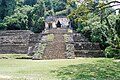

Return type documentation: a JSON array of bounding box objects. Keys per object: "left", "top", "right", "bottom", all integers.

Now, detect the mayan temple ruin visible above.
[{"left": 0, "top": 16, "right": 103, "bottom": 60}]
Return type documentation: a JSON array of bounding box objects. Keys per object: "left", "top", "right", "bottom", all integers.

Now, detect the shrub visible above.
[
  {"left": 105, "top": 46, "right": 120, "bottom": 59},
  {"left": 55, "top": 10, "right": 68, "bottom": 16},
  {"left": 30, "top": 17, "right": 45, "bottom": 33},
  {"left": 0, "top": 23, "right": 7, "bottom": 30}
]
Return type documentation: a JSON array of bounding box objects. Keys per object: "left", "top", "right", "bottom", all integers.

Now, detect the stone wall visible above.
[
  {"left": 0, "top": 30, "right": 34, "bottom": 54},
  {"left": 27, "top": 33, "right": 40, "bottom": 56},
  {"left": 73, "top": 33, "right": 104, "bottom": 57}
]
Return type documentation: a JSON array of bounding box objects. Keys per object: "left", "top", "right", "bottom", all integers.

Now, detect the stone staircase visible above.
[
  {"left": 44, "top": 28, "right": 68, "bottom": 34},
  {"left": 43, "top": 30, "right": 66, "bottom": 59},
  {"left": 48, "top": 28, "right": 67, "bottom": 34}
]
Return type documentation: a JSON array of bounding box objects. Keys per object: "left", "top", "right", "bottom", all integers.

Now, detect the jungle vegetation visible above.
[
  {"left": 0, "top": 0, "right": 76, "bottom": 32},
  {"left": 68, "top": 0, "right": 120, "bottom": 59},
  {"left": 0, "top": 0, "right": 120, "bottom": 58}
]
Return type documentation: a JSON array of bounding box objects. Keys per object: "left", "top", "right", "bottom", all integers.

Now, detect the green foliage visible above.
[
  {"left": 68, "top": 0, "right": 120, "bottom": 58},
  {"left": 69, "top": 1, "right": 77, "bottom": 9},
  {"left": 56, "top": 59, "right": 120, "bottom": 80},
  {"left": 44, "top": 0, "right": 68, "bottom": 12},
  {"left": 4, "top": 14, "right": 28, "bottom": 30},
  {"left": 0, "top": 22, "right": 7, "bottom": 30},
  {"left": 68, "top": 1, "right": 93, "bottom": 30},
  {"left": 28, "top": 1, "right": 45, "bottom": 33},
  {"left": 105, "top": 46, "right": 120, "bottom": 59},
  {"left": 0, "top": 0, "right": 77, "bottom": 32},
  {"left": 116, "top": 14, "right": 120, "bottom": 36},
  {"left": 53, "top": 1, "right": 66, "bottom": 12},
  {"left": 44, "top": 0, "right": 52, "bottom": 11},
  {"left": 55, "top": 10, "right": 68, "bottom": 16},
  {"left": 43, "top": 0, "right": 76, "bottom": 15},
  {"left": 45, "top": 10, "right": 54, "bottom": 17},
  {"left": 24, "top": 0, "right": 37, "bottom": 6},
  {"left": 16, "top": 0, "right": 24, "bottom": 7},
  {"left": 0, "top": 0, "right": 16, "bottom": 19},
  {"left": 30, "top": 17, "right": 45, "bottom": 33},
  {"left": 0, "top": 0, "right": 45, "bottom": 32},
  {"left": 32, "top": 1, "right": 45, "bottom": 17},
  {"left": 3, "top": 5, "right": 33, "bottom": 30}
]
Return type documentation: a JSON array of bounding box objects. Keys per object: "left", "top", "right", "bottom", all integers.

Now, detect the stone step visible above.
[
  {"left": 48, "top": 29, "right": 68, "bottom": 34},
  {"left": 74, "top": 50, "right": 104, "bottom": 57},
  {"left": 74, "top": 43, "right": 101, "bottom": 50},
  {"left": 0, "top": 45, "right": 28, "bottom": 54},
  {"left": 73, "top": 33, "right": 89, "bottom": 42},
  {"left": 74, "top": 50, "right": 103, "bottom": 52}
]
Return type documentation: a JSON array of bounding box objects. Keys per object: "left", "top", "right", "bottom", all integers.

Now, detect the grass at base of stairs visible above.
[
  {"left": 0, "top": 54, "right": 119, "bottom": 80},
  {"left": 55, "top": 59, "right": 120, "bottom": 80}
]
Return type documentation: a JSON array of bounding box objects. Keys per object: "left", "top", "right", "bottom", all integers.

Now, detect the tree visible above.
[
  {"left": 30, "top": 17, "right": 45, "bottom": 33},
  {"left": 31, "top": 1, "right": 45, "bottom": 17},
  {"left": 116, "top": 15, "right": 120, "bottom": 36},
  {"left": 3, "top": 5, "right": 33, "bottom": 30},
  {"left": 68, "top": 0, "right": 120, "bottom": 58},
  {"left": 24, "top": 0, "right": 37, "bottom": 6},
  {"left": 53, "top": 1, "right": 66, "bottom": 12},
  {"left": 27, "top": 0, "right": 45, "bottom": 33},
  {"left": 0, "top": 0, "right": 16, "bottom": 20}
]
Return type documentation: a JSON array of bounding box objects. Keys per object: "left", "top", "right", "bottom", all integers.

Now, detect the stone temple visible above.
[
  {"left": 0, "top": 16, "right": 103, "bottom": 60},
  {"left": 45, "top": 16, "right": 70, "bottom": 29}
]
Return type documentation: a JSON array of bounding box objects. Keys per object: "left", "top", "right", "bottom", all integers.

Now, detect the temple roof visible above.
[{"left": 45, "top": 16, "right": 67, "bottom": 22}]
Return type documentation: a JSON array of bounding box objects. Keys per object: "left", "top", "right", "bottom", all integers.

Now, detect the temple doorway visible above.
[
  {"left": 56, "top": 20, "right": 61, "bottom": 28},
  {"left": 48, "top": 23, "right": 52, "bottom": 29}
]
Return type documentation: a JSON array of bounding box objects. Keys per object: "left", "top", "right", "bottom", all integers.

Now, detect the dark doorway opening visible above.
[
  {"left": 56, "top": 21, "right": 61, "bottom": 28},
  {"left": 48, "top": 23, "right": 52, "bottom": 29}
]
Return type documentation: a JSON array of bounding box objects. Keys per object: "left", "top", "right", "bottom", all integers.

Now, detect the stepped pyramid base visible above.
[
  {"left": 75, "top": 50, "right": 103, "bottom": 57},
  {"left": 73, "top": 33, "right": 104, "bottom": 57},
  {"left": 28, "top": 29, "right": 103, "bottom": 60},
  {"left": 40, "top": 28, "right": 75, "bottom": 59}
]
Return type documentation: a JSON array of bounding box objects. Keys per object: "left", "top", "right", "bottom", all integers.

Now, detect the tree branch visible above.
[{"left": 96, "top": 1, "right": 120, "bottom": 9}]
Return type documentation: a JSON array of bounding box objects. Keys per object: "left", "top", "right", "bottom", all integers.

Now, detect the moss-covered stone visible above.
[
  {"left": 65, "top": 44, "right": 75, "bottom": 59},
  {"left": 63, "top": 34, "right": 70, "bottom": 42},
  {"left": 32, "top": 43, "right": 46, "bottom": 60},
  {"left": 68, "top": 29, "right": 73, "bottom": 33},
  {"left": 47, "top": 34, "right": 54, "bottom": 41}
]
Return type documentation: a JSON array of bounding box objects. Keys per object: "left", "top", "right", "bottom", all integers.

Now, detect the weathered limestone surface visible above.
[
  {"left": 0, "top": 30, "right": 34, "bottom": 54},
  {"left": 0, "top": 29, "right": 103, "bottom": 59},
  {"left": 28, "top": 33, "right": 40, "bottom": 56},
  {"left": 41, "top": 29, "right": 75, "bottom": 59},
  {"left": 73, "top": 33, "right": 104, "bottom": 57},
  {"left": 63, "top": 33, "right": 75, "bottom": 59},
  {"left": 43, "top": 33, "right": 66, "bottom": 59}
]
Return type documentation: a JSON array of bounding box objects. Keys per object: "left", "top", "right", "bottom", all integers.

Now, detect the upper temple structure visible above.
[{"left": 45, "top": 16, "right": 70, "bottom": 29}]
